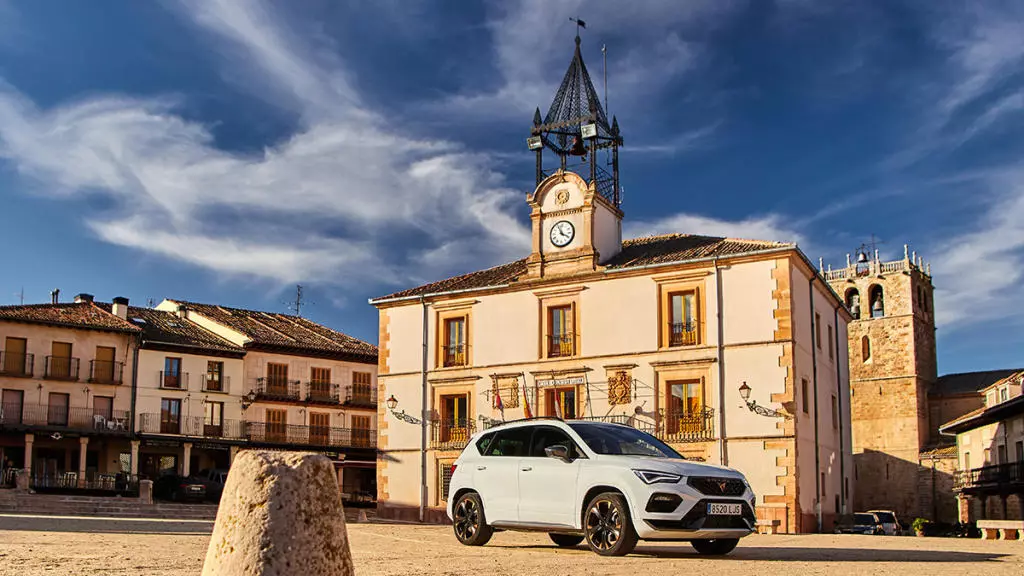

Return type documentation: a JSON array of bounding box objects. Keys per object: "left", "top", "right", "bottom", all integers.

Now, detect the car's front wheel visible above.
[
  {"left": 691, "top": 538, "right": 739, "bottom": 556},
  {"left": 549, "top": 533, "right": 585, "bottom": 547},
  {"left": 452, "top": 492, "right": 493, "bottom": 546},
  {"left": 583, "top": 492, "right": 638, "bottom": 556}
]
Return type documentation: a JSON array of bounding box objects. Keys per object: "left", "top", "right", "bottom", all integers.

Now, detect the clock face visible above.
[{"left": 549, "top": 220, "right": 575, "bottom": 247}]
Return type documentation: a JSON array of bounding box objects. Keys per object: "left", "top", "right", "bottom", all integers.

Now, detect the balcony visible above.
[
  {"left": 202, "top": 375, "right": 231, "bottom": 393},
  {"left": 656, "top": 408, "right": 715, "bottom": 443},
  {"left": 137, "top": 413, "right": 246, "bottom": 440},
  {"left": 0, "top": 351, "right": 34, "bottom": 377},
  {"left": 158, "top": 370, "right": 190, "bottom": 390},
  {"left": 668, "top": 322, "right": 699, "bottom": 347},
  {"left": 343, "top": 384, "right": 377, "bottom": 407},
  {"left": 443, "top": 344, "right": 467, "bottom": 367},
  {"left": 954, "top": 462, "right": 1024, "bottom": 494},
  {"left": 253, "top": 377, "right": 301, "bottom": 402},
  {"left": 244, "top": 421, "right": 376, "bottom": 449},
  {"left": 44, "top": 356, "right": 80, "bottom": 381},
  {"left": 305, "top": 381, "right": 340, "bottom": 404},
  {"left": 0, "top": 402, "right": 130, "bottom": 436},
  {"left": 546, "top": 334, "right": 575, "bottom": 358},
  {"left": 88, "top": 360, "right": 125, "bottom": 385},
  {"left": 430, "top": 418, "right": 476, "bottom": 451}
]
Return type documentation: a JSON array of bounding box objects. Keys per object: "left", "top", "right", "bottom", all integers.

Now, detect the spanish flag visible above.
[{"left": 522, "top": 384, "right": 533, "bottom": 419}]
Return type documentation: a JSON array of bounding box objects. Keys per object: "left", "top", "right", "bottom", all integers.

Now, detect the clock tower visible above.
[{"left": 525, "top": 31, "right": 624, "bottom": 279}]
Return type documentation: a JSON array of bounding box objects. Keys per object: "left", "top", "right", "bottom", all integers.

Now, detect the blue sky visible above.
[{"left": 1, "top": 0, "right": 1022, "bottom": 375}]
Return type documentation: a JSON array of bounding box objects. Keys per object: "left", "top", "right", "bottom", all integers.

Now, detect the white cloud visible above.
[{"left": 625, "top": 213, "right": 805, "bottom": 247}]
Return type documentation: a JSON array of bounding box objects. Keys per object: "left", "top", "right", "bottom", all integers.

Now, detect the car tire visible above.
[
  {"left": 452, "top": 492, "right": 493, "bottom": 547},
  {"left": 583, "top": 492, "right": 638, "bottom": 557},
  {"left": 691, "top": 538, "right": 739, "bottom": 556},
  {"left": 549, "top": 533, "right": 585, "bottom": 547}
]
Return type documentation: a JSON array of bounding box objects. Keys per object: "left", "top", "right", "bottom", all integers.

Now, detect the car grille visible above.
[
  {"left": 646, "top": 499, "right": 756, "bottom": 531},
  {"left": 688, "top": 476, "right": 746, "bottom": 497}
]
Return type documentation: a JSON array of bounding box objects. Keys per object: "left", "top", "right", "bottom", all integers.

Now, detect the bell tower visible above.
[{"left": 524, "top": 28, "right": 625, "bottom": 279}]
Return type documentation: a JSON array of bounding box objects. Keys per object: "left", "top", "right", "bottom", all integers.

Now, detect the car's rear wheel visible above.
[
  {"left": 452, "top": 492, "right": 493, "bottom": 546},
  {"left": 549, "top": 533, "right": 585, "bottom": 547},
  {"left": 691, "top": 538, "right": 739, "bottom": 556},
  {"left": 583, "top": 492, "right": 638, "bottom": 556}
]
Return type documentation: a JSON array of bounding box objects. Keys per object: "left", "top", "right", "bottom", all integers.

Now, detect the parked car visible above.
[
  {"left": 446, "top": 418, "right": 756, "bottom": 557},
  {"left": 152, "top": 474, "right": 207, "bottom": 503},
  {"left": 192, "top": 468, "right": 230, "bottom": 502},
  {"left": 867, "top": 510, "right": 902, "bottom": 535},
  {"left": 834, "top": 513, "right": 884, "bottom": 535}
]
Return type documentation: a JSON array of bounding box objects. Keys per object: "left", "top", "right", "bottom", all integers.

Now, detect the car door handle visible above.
[
  {"left": 477, "top": 466, "right": 487, "bottom": 471},
  {"left": 521, "top": 466, "right": 532, "bottom": 472}
]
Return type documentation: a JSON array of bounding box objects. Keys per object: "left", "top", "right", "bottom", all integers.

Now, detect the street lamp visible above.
[
  {"left": 386, "top": 395, "right": 420, "bottom": 424},
  {"left": 738, "top": 381, "right": 791, "bottom": 419},
  {"left": 241, "top": 389, "right": 257, "bottom": 410},
  {"left": 386, "top": 395, "right": 398, "bottom": 411}
]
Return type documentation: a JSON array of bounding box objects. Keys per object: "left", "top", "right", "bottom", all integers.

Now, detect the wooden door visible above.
[
  {"left": 310, "top": 367, "right": 331, "bottom": 398},
  {"left": 94, "top": 346, "right": 116, "bottom": 382},
  {"left": 310, "top": 412, "right": 330, "bottom": 445},
  {"left": 267, "top": 364, "right": 288, "bottom": 395},
  {"left": 51, "top": 342, "right": 73, "bottom": 379},
  {"left": 48, "top": 392, "right": 69, "bottom": 426},
  {"left": 266, "top": 409, "right": 287, "bottom": 442},
  {"left": 352, "top": 415, "right": 371, "bottom": 447},
  {"left": 3, "top": 337, "right": 27, "bottom": 375},
  {"left": 1, "top": 389, "right": 24, "bottom": 424}
]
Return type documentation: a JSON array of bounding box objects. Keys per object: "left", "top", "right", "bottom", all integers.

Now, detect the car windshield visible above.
[
  {"left": 854, "top": 514, "right": 876, "bottom": 525},
  {"left": 568, "top": 422, "right": 682, "bottom": 458},
  {"left": 873, "top": 512, "right": 895, "bottom": 523}
]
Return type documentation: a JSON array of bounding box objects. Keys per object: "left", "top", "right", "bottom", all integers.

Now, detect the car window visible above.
[
  {"left": 483, "top": 426, "right": 533, "bottom": 457},
  {"left": 475, "top": 432, "right": 496, "bottom": 454},
  {"left": 873, "top": 512, "right": 895, "bottom": 523},
  {"left": 528, "top": 425, "right": 578, "bottom": 458},
  {"left": 567, "top": 422, "right": 682, "bottom": 458}
]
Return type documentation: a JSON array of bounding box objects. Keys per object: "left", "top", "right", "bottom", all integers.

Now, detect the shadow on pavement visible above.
[
  {"left": 0, "top": 516, "right": 213, "bottom": 535},
  {"left": 630, "top": 545, "right": 1012, "bottom": 563}
]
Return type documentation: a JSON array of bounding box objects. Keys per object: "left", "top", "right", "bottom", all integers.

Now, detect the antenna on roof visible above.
[
  {"left": 16, "top": 287, "right": 24, "bottom": 305},
  {"left": 285, "top": 284, "right": 314, "bottom": 317},
  {"left": 147, "top": 298, "right": 155, "bottom": 308}
]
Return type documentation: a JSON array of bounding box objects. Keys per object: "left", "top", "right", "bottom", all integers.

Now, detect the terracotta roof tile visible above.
[
  {"left": 0, "top": 302, "right": 141, "bottom": 333},
  {"left": 117, "top": 306, "right": 244, "bottom": 354},
  {"left": 933, "top": 369, "right": 1024, "bottom": 396},
  {"left": 171, "top": 301, "right": 377, "bottom": 361},
  {"left": 919, "top": 444, "right": 958, "bottom": 459},
  {"left": 372, "top": 234, "right": 791, "bottom": 301}
]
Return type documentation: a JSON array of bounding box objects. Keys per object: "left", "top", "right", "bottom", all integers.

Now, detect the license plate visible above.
[
  {"left": 707, "top": 503, "right": 742, "bottom": 516},
  {"left": 189, "top": 486, "right": 202, "bottom": 492}
]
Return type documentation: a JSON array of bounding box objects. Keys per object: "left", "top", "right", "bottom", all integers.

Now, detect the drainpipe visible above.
[
  {"left": 809, "top": 276, "right": 822, "bottom": 533},
  {"left": 129, "top": 332, "right": 141, "bottom": 477},
  {"left": 715, "top": 258, "right": 727, "bottom": 466},
  {"left": 420, "top": 297, "right": 429, "bottom": 523},
  {"left": 833, "top": 305, "right": 846, "bottom": 514}
]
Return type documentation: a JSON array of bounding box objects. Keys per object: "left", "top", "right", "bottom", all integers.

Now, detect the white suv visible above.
[{"left": 446, "top": 418, "right": 756, "bottom": 556}]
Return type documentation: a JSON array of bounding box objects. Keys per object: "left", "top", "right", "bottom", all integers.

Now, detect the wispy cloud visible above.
[{"left": 625, "top": 213, "right": 805, "bottom": 248}]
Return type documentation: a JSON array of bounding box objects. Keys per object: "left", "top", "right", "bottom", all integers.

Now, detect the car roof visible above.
[{"left": 476, "top": 417, "right": 632, "bottom": 434}]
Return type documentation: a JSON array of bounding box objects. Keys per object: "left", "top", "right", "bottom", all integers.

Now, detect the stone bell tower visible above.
[
  {"left": 524, "top": 29, "right": 624, "bottom": 279},
  {"left": 824, "top": 245, "right": 937, "bottom": 519}
]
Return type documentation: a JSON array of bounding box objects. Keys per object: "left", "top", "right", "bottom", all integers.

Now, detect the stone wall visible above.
[{"left": 916, "top": 455, "right": 958, "bottom": 523}]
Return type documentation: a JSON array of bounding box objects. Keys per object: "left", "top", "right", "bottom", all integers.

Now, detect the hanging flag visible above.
[
  {"left": 554, "top": 393, "right": 563, "bottom": 419},
  {"left": 522, "top": 384, "right": 533, "bottom": 419},
  {"left": 494, "top": 387, "right": 504, "bottom": 413}
]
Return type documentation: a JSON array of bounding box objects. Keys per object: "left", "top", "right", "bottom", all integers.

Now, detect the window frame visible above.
[
  {"left": 435, "top": 305, "right": 473, "bottom": 368},
  {"left": 801, "top": 378, "right": 810, "bottom": 414},
  {"left": 546, "top": 304, "right": 576, "bottom": 358},
  {"left": 163, "top": 357, "right": 183, "bottom": 389},
  {"left": 205, "top": 360, "right": 224, "bottom": 392},
  {"left": 657, "top": 277, "right": 704, "bottom": 349}
]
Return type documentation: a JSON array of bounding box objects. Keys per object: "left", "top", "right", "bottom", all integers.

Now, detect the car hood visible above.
[{"left": 597, "top": 455, "right": 747, "bottom": 480}]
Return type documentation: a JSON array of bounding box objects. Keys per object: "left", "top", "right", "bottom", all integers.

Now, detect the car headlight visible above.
[{"left": 633, "top": 469, "right": 682, "bottom": 485}]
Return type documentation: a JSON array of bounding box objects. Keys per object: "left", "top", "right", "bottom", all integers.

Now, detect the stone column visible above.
[
  {"left": 24, "top": 433, "right": 34, "bottom": 476},
  {"left": 229, "top": 445, "right": 240, "bottom": 464},
  {"left": 183, "top": 442, "right": 192, "bottom": 476},
  {"left": 78, "top": 437, "right": 89, "bottom": 488},
  {"left": 130, "top": 440, "right": 140, "bottom": 476},
  {"left": 956, "top": 494, "right": 971, "bottom": 524}
]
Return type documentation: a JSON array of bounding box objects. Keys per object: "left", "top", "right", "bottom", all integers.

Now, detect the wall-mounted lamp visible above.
[
  {"left": 240, "top": 389, "right": 257, "bottom": 410},
  {"left": 739, "top": 381, "right": 792, "bottom": 419},
  {"left": 386, "top": 395, "right": 420, "bottom": 425}
]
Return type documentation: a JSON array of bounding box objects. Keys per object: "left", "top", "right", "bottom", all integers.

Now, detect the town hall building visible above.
[{"left": 371, "top": 34, "right": 854, "bottom": 534}]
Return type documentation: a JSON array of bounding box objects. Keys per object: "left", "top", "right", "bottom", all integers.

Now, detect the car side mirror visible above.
[{"left": 544, "top": 445, "right": 571, "bottom": 462}]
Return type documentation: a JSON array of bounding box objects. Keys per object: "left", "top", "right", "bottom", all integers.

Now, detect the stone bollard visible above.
[
  {"left": 139, "top": 480, "right": 154, "bottom": 505},
  {"left": 14, "top": 469, "right": 29, "bottom": 491},
  {"left": 202, "top": 451, "right": 354, "bottom": 576}
]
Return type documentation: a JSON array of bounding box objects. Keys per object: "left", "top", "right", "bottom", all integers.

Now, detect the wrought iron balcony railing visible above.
[
  {"left": 343, "top": 384, "right": 377, "bottom": 407},
  {"left": 668, "top": 322, "right": 699, "bottom": 347},
  {"left": 28, "top": 471, "right": 139, "bottom": 496},
  {"left": 253, "top": 377, "right": 302, "bottom": 401},
  {"left": 138, "top": 413, "right": 246, "bottom": 440},
  {"left": 576, "top": 414, "right": 658, "bottom": 435},
  {"left": 244, "top": 421, "right": 376, "bottom": 449},
  {"left": 954, "top": 462, "right": 1024, "bottom": 492},
  {"left": 0, "top": 402, "right": 130, "bottom": 435},
  {"left": 158, "top": 370, "right": 190, "bottom": 390},
  {"left": 656, "top": 408, "right": 715, "bottom": 443},
  {"left": 89, "top": 360, "right": 124, "bottom": 384},
  {"left": 430, "top": 418, "right": 476, "bottom": 451},
  {"left": 0, "top": 351, "right": 33, "bottom": 377},
  {"left": 306, "top": 381, "right": 340, "bottom": 404},
  {"left": 547, "top": 334, "right": 575, "bottom": 358},
  {"left": 443, "top": 344, "right": 467, "bottom": 367},
  {"left": 203, "top": 375, "right": 230, "bottom": 393},
  {"left": 45, "top": 356, "right": 80, "bottom": 381}
]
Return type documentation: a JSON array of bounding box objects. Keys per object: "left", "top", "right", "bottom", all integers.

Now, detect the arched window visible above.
[
  {"left": 862, "top": 336, "right": 871, "bottom": 362},
  {"left": 922, "top": 288, "right": 929, "bottom": 313},
  {"left": 869, "top": 285, "right": 884, "bottom": 318},
  {"left": 845, "top": 288, "right": 861, "bottom": 320}
]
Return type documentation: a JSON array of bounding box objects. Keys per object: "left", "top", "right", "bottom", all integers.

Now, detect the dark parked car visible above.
[
  {"left": 834, "top": 513, "right": 884, "bottom": 535},
  {"left": 153, "top": 474, "right": 207, "bottom": 503},
  {"left": 192, "top": 468, "right": 229, "bottom": 502}
]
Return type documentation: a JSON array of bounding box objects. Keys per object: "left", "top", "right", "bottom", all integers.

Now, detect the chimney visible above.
[
  {"left": 112, "top": 297, "right": 129, "bottom": 320},
  {"left": 50, "top": 289, "right": 60, "bottom": 304},
  {"left": 74, "top": 293, "right": 94, "bottom": 304},
  {"left": 176, "top": 303, "right": 188, "bottom": 319}
]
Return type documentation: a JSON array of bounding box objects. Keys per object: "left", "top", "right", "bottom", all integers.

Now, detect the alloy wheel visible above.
[
  {"left": 585, "top": 498, "right": 622, "bottom": 551},
  {"left": 453, "top": 497, "right": 480, "bottom": 541}
]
